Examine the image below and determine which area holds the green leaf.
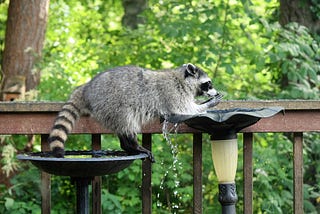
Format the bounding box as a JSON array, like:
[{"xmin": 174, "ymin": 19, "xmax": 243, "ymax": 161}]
[{"xmin": 5, "ymin": 197, "xmax": 14, "ymax": 210}]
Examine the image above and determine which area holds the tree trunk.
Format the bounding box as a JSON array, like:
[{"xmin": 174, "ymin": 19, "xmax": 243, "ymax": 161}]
[
  {"xmin": 1, "ymin": 0, "xmax": 50, "ymax": 101},
  {"xmin": 121, "ymin": 0, "xmax": 147, "ymax": 29},
  {"xmin": 279, "ymin": 0, "xmax": 320, "ymax": 34}
]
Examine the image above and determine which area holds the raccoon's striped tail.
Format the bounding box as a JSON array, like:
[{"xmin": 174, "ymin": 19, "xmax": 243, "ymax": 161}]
[{"xmin": 48, "ymin": 87, "xmax": 84, "ymax": 157}]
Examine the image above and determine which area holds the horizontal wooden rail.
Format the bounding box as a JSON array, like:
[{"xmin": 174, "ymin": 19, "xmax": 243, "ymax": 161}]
[
  {"xmin": 0, "ymin": 100, "xmax": 319, "ymax": 214},
  {"xmin": 0, "ymin": 101, "xmax": 319, "ymax": 134}
]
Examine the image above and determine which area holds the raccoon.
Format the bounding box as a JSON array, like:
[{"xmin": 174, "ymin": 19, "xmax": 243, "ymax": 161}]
[{"xmin": 48, "ymin": 63, "xmax": 222, "ymax": 162}]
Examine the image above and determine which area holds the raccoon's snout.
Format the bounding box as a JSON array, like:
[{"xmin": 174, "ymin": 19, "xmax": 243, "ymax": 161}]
[{"xmin": 206, "ymin": 88, "xmax": 218, "ymax": 97}]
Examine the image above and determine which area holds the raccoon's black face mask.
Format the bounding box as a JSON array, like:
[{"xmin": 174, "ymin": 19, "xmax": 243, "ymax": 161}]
[
  {"xmin": 200, "ymin": 80, "xmax": 213, "ymax": 94},
  {"xmin": 198, "ymin": 80, "xmax": 218, "ymax": 97},
  {"xmin": 183, "ymin": 63, "xmax": 218, "ymax": 97}
]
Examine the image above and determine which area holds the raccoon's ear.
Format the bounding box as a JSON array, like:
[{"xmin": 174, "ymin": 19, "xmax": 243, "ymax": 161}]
[{"xmin": 184, "ymin": 63, "xmax": 197, "ymax": 77}]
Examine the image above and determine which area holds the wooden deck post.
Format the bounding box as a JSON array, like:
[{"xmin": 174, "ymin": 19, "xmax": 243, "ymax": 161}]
[
  {"xmin": 293, "ymin": 132, "xmax": 303, "ymax": 214},
  {"xmin": 92, "ymin": 134, "xmax": 102, "ymax": 214},
  {"xmin": 142, "ymin": 133, "xmax": 152, "ymax": 214},
  {"xmin": 41, "ymin": 134, "xmax": 51, "ymax": 214},
  {"xmin": 193, "ymin": 133, "xmax": 203, "ymax": 214},
  {"xmin": 243, "ymin": 133, "xmax": 253, "ymax": 214}
]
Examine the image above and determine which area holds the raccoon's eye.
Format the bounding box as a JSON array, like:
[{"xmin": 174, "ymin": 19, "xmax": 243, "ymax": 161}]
[{"xmin": 200, "ymin": 81, "xmax": 212, "ymax": 91}]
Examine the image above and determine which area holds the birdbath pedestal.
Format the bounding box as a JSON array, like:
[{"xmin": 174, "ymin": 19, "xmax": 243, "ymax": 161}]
[{"xmin": 168, "ymin": 107, "xmax": 283, "ymax": 214}]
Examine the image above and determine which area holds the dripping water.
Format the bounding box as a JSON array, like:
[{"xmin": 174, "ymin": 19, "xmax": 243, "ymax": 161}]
[{"xmin": 157, "ymin": 119, "xmax": 182, "ymax": 211}]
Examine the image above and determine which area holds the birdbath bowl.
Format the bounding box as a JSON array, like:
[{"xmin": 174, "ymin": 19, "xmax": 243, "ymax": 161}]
[
  {"xmin": 168, "ymin": 107, "xmax": 284, "ymax": 138},
  {"xmin": 17, "ymin": 150, "xmax": 148, "ymax": 214},
  {"xmin": 167, "ymin": 107, "xmax": 284, "ymax": 214},
  {"xmin": 17, "ymin": 150, "xmax": 148, "ymax": 177}
]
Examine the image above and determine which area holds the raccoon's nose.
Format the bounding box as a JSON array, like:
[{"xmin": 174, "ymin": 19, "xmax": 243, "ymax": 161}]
[{"xmin": 207, "ymin": 88, "xmax": 218, "ymax": 97}]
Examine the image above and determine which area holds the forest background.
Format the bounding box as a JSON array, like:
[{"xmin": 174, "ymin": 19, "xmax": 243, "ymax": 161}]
[{"xmin": 0, "ymin": 0, "xmax": 319, "ymax": 213}]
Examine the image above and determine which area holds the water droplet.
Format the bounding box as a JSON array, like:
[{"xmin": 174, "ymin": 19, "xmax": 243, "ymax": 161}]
[{"xmin": 158, "ymin": 119, "xmax": 184, "ymax": 210}]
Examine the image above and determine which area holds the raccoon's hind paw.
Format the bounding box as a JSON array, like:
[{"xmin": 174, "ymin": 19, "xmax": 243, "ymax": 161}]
[
  {"xmin": 119, "ymin": 134, "xmax": 155, "ymax": 162},
  {"xmin": 52, "ymin": 147, "xmax": 65, "ymax": 158},
  {"xmin": 146, "ymin": 151, "xmax": 155, "ymax": 163},
  {"xmin": 135, "ymin": 146, "xmax": 155, "ymax": 163},
  {"xmin": 127, "ymin": 146, "xmax": 155, "ymax": 163}
]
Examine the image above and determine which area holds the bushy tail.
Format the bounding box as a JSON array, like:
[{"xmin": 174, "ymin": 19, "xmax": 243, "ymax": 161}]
[{"xmin": 48, "ymin": 86, "xmax": 85, "ymax": 157}]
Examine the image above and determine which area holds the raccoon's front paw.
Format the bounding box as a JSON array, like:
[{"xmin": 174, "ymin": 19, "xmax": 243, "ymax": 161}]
[
  {"xmin": 205, "ymin": 93, "xmax": 223, "ymax": 108},
  {"xmin": 52, "ymin": 147, "xmax": 65, "ymax": 158}
]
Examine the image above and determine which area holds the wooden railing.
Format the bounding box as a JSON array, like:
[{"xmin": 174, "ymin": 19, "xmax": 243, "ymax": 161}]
[{"xmin": 0, "ymin": 100, "xmax": 319, "ymax": 213}]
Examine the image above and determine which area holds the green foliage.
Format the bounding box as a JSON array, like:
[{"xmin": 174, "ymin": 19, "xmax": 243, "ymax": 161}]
[
  {"xmin": 36, "ymin": 0, "xmax": 319, "ymax": 101},
  {"xmin": 101, "ymin": 189, "xmax": 123, "ymax": 213},
  {"xmin": 259, "ymin": 21, "xmax": 320, "ymax": 99},
  {"xmin": 38, "ymin": 0, "xmax": 282, "ymax": 101},
  {"xmin": 0, "ymin": 0, "xmax": 319, "ymax": 213},
  {"xmin": 0, "ymin": 163, "xmax": 41, "ymax": 214},
  {"xmin": 252, "ymin": 133, "xmax": 294, "ymax": 213},
  {"xmin": 39, "ymin": 0, "xmax": 123, "ymax": 100},
  {"xmin": 303, "ymin": 133, "xmax": 320, "ymax": 213},
  {"xmin": 0, "ymin": 0, "xmax": 8, "ymax": 67}
]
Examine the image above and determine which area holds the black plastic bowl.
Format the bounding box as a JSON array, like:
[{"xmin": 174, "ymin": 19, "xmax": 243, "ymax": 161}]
[
  {"xmin": 167, "ymin": 107, "xmax": 284, "ymax": 139},
  {"xmin": 17, "ymin": 150, "xmax": 148, "ymax": 177}
]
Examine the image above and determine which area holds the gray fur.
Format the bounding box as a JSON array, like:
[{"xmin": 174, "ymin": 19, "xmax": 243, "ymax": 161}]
[{"xmin": 48, "ymin": 64, "xmax": 221, "ymax": 161}]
